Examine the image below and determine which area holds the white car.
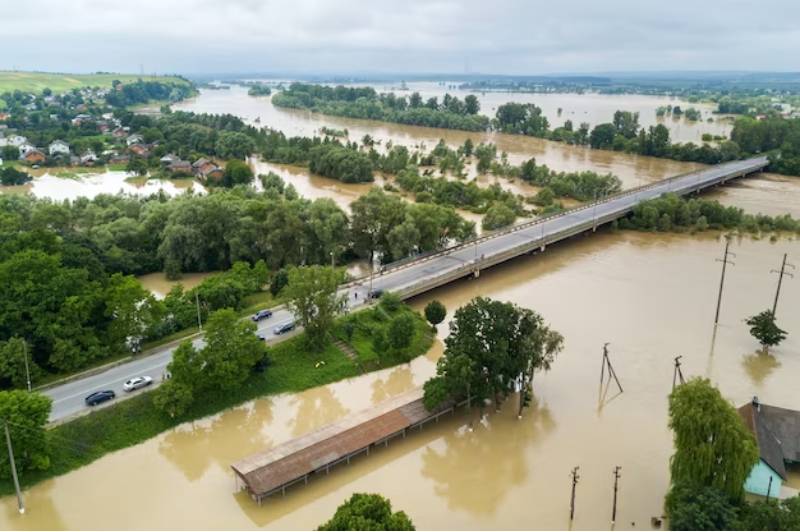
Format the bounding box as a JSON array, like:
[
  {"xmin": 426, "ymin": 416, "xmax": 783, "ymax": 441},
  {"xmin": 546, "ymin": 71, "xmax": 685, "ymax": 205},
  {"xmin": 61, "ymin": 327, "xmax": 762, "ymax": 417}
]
[{"xmin": 123, "ymin": 376, "xmax": 153, "ymax": 392}]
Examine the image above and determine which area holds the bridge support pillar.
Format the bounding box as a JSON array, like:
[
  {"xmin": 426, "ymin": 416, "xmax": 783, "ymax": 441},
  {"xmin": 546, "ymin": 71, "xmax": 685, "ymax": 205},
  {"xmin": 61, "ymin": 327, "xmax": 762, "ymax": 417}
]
[
  {"xmin": 592, "ymin": 225, "xmax": 597, "ymax": 232},
  {"xmin": 473, "ymin": 268, "xmax": 480, "ymax": 279}
]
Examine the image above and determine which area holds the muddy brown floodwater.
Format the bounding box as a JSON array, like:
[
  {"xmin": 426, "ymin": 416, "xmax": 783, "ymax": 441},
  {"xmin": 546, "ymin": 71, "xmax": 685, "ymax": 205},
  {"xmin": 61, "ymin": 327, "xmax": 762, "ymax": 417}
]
[
  {"xmin": 174, "ymin": 86, "xmax": 706, "ymax": 192},
  {"xmin": 4, "ymin": 229, "xmax": 799, "ymax": 530}
]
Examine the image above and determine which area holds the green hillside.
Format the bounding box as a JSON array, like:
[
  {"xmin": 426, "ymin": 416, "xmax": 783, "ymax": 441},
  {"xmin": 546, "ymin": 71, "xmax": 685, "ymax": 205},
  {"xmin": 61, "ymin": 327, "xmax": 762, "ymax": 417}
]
[{"xmin": 0, "ymin": 71, "xmax": 191, "ymax": 94}]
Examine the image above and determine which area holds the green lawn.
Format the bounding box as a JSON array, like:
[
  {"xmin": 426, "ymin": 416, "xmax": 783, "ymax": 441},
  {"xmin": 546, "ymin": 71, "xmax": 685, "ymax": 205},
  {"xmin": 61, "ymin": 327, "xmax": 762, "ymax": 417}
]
[
  {"xmin": 0, "ymin": 304, "xmax": 434, "ymax": 496},
  {"xmin": 0, "ymin": 71, "xmax": 191, "ymax": 94}
]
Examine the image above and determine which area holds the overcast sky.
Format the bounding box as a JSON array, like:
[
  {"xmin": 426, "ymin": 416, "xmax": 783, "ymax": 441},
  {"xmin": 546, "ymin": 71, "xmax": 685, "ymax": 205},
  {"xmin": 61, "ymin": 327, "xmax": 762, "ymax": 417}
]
[{"xmin": 4, "ymin": 0, "xmax": 799, "ymax": 76}]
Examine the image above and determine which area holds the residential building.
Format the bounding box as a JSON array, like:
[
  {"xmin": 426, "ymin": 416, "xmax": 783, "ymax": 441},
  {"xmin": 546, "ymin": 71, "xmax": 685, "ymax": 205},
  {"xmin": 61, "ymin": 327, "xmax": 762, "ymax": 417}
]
[
  {"xmin": 128, "ymin": 143, "xmax": 150, "ymax": 157},
  {"xmin": 21, "ymin": 149, "xmax": 45, "ymax": 164},
  {"xmin": 739, "ymin": 398, "xmax": 800, "ymax": 499},
  {"xmin": 126, "ymin": 133, "xmax": 143, "ymax": 145},
  {"xmin": 49, "ymin": 140, "xmax": 70, "ymax": 156}
]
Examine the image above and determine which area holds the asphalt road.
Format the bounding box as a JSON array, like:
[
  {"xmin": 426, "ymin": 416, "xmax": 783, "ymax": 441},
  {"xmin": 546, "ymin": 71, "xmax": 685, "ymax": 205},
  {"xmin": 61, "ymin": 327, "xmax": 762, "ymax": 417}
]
[{"xmin": 44, "ymin": 156, "xmax": 768, "ymax": 422}]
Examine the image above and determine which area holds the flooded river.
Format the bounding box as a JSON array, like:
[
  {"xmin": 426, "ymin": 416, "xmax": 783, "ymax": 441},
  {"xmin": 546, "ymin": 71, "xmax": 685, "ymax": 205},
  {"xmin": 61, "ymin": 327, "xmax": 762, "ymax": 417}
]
[
  {"xmin": 0, "ymin": 171, "xmax": 204, "ymax": 201},
  {"xmin": 175, "ymin": 86, "xmax": 705, "ymax": 193},
  {"xmin": 332, "ymin": 80, "xmax": 731, "ymax": 144},
  {"xmin": 4, "ymin": 230, "xmax": 799, "ymax": 530}
]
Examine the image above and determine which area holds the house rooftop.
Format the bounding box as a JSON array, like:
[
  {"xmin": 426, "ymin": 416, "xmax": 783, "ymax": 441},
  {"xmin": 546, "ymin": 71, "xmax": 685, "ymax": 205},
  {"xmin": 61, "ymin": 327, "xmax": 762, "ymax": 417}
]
[{"xmin": 739, "ymin": 398, "xmax": 800, "ymax": 480}]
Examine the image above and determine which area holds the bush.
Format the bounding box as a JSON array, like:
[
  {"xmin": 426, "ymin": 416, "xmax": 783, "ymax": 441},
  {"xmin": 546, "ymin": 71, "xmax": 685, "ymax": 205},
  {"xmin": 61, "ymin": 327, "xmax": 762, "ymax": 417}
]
[{"xmin": 424, "ymin": 300, "xmax": 446, "ymax": 326}]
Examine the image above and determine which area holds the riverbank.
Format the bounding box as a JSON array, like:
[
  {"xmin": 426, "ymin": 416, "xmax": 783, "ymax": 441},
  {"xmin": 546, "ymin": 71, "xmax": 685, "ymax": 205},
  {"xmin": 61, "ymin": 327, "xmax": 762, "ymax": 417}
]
[{"xmin": 0, "ymin": 303, "xmax": 433, "ymax": 497}]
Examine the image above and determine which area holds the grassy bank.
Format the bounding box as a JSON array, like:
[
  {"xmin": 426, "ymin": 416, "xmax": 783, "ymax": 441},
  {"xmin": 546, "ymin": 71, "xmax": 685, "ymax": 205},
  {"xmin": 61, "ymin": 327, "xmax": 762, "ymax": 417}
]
[
  {"xmin": 0, "ymin": 71, "xmax": 190, "ymax": 94},
  {"xmin": 0, "ymin": 304, "xmax": 433, "ymax": 496}
]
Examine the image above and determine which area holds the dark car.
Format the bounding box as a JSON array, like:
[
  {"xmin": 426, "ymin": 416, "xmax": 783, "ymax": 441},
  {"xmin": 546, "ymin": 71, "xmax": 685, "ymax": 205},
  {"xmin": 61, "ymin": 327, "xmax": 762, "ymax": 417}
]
[
  {"xmin": 256, "ymin": 333, "xmax": 266, "ymax": 341},
  {"xmin": 85, "ymin": 390, "xmax": 116, "ymax": 406},
  {"xmin": 251, "ymin": 309, "xmax": 273, "ymax": 322},
  {"xmin": 368, "ymin": 289, "xmax": 384, "ymax": 299},
  {"xmin": 273, "ymin": 321, "xmax": 296, "ymax": 335}
]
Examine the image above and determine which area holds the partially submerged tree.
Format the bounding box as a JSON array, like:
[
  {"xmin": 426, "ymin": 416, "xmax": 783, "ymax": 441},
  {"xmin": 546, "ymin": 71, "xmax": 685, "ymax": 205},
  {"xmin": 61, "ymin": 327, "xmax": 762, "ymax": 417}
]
[
  {"xmin": 422, "ymin": 297, "xmax": 563, "ymax": 417},
  {"xmin": 746, "ymin": 310, "xmax": 787, "ymax": 349},
  {"xmin": 318, "ymin": 493, "xmax": 415, "ymax": 531},
  {"xmin": 667, "ymin": 378, "xmax": 758, "ymax": 505},
  {"xmin": 423, "ymin": 300, "xmax": 446, "ymax": 327}
]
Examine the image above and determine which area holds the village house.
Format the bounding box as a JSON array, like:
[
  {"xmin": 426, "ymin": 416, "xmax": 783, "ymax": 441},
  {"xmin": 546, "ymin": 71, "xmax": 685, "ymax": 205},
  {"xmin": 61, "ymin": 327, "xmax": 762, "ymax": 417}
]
[
  {"xmin": 160, "ymin": 153, "xmax": 179, "ymax": 166},
  {"xmin": 739, "ymin": 398, "xmax": 800, "ymax": 499},
  {"xmin": 128, "ymin": 143, "xmax": 150, "ymax": 158},
  {"xmin": 48, "ymin": 140, "xmax": 70, "ymax": 156},
  {"xmin": 168, "ymin": 159, "xmax": 193, "ymax": 175},
  {"xmin": 71, "ymin": 113, "xmax": 93, "ymax": 126},
  {"xmin": 126, "ymin": 133, "xmax": 143, "ymax": 145},
  {"xmin": 192, "ymin": 158, "xmax": 224, "ymax": 181},
  {"xmin": 21, "ymin": 148, "xmax": 45, "ymax": 164},
  {"xmin": 80, "ymin": 150, "xmax": 98, "ymax": 166},
  {"xmin": 0, "ymin": 135, "xmax": 29, "ymax": 147}
]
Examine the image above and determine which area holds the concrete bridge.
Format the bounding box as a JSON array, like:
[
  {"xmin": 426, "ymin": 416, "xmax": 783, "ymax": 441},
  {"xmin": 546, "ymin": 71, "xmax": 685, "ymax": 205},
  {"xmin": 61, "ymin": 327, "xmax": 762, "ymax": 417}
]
[{"xmin": 353, "ymin": 156, "xmax": 769, "ymax": 300}]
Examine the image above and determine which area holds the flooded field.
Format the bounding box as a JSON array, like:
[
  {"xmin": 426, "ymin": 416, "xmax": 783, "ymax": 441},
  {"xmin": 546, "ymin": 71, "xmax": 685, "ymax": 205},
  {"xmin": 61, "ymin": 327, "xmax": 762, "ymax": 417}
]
[
  {"xmin": 136, "ymin": 271, "xmax": 217, "ymax": 299},
  {"xmin": 0, "ymin": 171, "xmax": 204, "ymax": 201},
  {"xmin": 4, "ymin": 230, "xmax": 799, "ymax": 530}
]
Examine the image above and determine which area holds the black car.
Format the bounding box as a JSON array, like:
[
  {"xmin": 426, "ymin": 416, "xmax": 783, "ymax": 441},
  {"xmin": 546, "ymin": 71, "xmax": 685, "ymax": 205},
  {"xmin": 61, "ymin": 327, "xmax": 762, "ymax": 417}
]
[
  {"xmin": 273, "ymin": 321, "xmax": 296, "ymax": 335},
  {"xmin": 368, "ymin": 289, "xmax": 384, "ymax": 299},
  {"xmin": 251, "ymin": 309, "xmax": 273, "ymax": 322},
  {"xmin": 85, "ymin": 390, "xmax": 116, "ymax": 406}
]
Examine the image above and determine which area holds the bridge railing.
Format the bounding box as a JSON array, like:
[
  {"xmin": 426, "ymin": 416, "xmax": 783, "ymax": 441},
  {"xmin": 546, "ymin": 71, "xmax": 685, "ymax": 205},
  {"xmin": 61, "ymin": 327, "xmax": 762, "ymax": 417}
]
[{"xmin": 343, "ymin": 157, "xmax": 768, "ymax": 290}]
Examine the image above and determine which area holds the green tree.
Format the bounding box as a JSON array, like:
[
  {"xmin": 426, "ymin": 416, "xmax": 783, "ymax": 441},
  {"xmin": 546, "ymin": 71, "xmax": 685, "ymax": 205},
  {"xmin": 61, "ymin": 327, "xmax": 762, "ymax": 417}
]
[
  {"xmin": 746, "ymin": 310, "xmax": 787, "ymax": 349},
  {"xmin": 152, "ymin": 379, "xmax": 194, "ymax": 419},
  {"xmin": 0, "ymin": 337, "xmax": 41, "ymax": 389},
  {"xmin": 423, "ymin": 297, "xmax": 563, "ymax": 415},
  {"xmin": 424, "ymin": 300, "xmax": 446, "ymax": 326},
  {"xmin": 0, "ymin": 390, "xmax": 52, "ymax": 477},
  {"xmin": 198, "ymin": 308, "xmax": 269, "ymax": 389},
  {"xmin": 270, "ymin": 269, "xmax": 289, "ymax": 296},
  {"xmin": 126, "ymin": 156, "xmax": 148, "ymax": 176},
  {"xmin": 667, "ymin": 378, "xmax": 758, "ymax": 502},
  {"xmin": 215, "ymin": 131, "xmax": 256, "ymax": 159},
  {"xmin": 482, "ymin": 202, "xmax": 516, "ymax": 231},
  {"xmin": 387, "ymin": 313, "xmax": 415, "ymax": 351},
  {"xmin": 589, "ymin": 123, "xmax": 617, "ymax": 149},
  {"xmin": 664, "ymin": 482, "xmax": 739, "ymax": 531},
  {"xmin": 284, "ymin": 266, "xmax": 345, "ymax": 350},
  {"xmin": 318, "ymin": 493, "xmax": 415, "ymax": 531},
  {"xmin": 464, "ymin": 95, "xmax": 480, "ymax": 115},
  {"xmin": 222, "ymin": 159, "xmax": 254, "ymax": 187}
]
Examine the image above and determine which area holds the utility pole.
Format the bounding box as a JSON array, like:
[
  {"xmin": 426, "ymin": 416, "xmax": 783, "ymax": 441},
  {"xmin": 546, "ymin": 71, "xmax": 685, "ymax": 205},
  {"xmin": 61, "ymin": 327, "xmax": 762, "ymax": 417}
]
[
  {"xmin": 766, "ymin": 475, "xmax": 773, "ymax": 503},
  {"xmin": 4, "ymin": 423, "xmax": 25, "ymax": 514},
  {"xmin": 611, "ymin": 466, "xmax": 622, "ymax": 525},
  {"xmin": 771, "ymin": 253, "xmax": 795, "ymax": 318},
  {"xmin": 195, "ymin": 292, "xmax": 202, "ymax": 331},
  {"xmin": 330, "ymin": 250, "xmax": 335, "ymax": 269},
  {"xmin": 600, "ymin": 343, "xmax": 623, "ymax": 394},
  {"xmin": 672, "ymin": 356, "xmax": 686, "ymax": 390},
  {"xmin": 569, "ymin": 466, "xmax": 580, "ymax": 521},
  {"xmin": 713, "ymin": 238, "xmax": 736, "ymax": 324},
  {"xmin": 22, "ymin": 340, "xmax": 31, "ymax": 393}
]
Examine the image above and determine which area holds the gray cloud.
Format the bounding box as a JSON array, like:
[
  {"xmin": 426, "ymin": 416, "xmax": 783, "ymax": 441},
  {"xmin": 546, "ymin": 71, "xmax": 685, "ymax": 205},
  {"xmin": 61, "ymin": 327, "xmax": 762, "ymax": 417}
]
[{"xmin": 2, "ymin": 0, "xmax": 799, "ymax": 75}]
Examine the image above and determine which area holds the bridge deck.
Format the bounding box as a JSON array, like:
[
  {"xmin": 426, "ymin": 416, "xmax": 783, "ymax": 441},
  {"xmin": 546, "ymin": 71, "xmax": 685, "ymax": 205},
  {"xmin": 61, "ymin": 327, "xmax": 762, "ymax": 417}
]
[
  {"xmin": 231, "ymin": 389, "xmax": 453, "ymax": 502},
  {"xmin": 358, "ymin": 156, "xmax": 769, "ymax": 300}
]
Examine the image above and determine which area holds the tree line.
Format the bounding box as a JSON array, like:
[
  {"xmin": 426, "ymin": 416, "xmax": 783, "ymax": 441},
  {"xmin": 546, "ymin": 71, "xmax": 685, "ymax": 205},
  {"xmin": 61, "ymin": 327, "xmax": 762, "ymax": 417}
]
[
  {"xmin": 272, "ymin": 82, "xmax": 490, "ymax": 132},
  {"xmin": 266, "ymin": 83, "xmax": 800, "ymax": 176}
]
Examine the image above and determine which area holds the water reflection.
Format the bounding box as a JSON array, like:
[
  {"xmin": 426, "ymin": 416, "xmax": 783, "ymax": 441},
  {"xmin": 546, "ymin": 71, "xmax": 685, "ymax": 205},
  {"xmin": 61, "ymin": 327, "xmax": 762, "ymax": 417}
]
[
  {"xmin": 159, "ymin": 400, "xmax": 274, "ymax": 481},
  {"xmin": 290, "ymin": 387, "xmax": 349, "ymax": 437},
  {"xmin": 420, "ymin": 395, "xmax": 555, "ymax": 516},
  {"xmin": 371, "ymin": 366, "xmax": 415, "ymax": 404},
  {"xmin": 3, "ymin": 481, "xmax": 65, "ymax": 531},
  {"xmin": 741, "ymin": 350, "xmax": 781, "ymax": 386}
]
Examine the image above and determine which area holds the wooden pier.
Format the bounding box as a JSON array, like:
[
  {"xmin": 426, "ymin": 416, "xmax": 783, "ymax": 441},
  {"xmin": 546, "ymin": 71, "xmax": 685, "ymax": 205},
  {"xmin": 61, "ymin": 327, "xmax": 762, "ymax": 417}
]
[{"xmin": 231, "ymin": 388, "xmax": 457, "ymax": 504}]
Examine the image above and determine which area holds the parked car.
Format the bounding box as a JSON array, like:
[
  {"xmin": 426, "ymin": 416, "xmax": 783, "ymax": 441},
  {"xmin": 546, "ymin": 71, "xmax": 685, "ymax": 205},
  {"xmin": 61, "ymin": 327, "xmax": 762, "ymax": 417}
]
[
  {"xmin": 251, "ymin": 309, "xmax": 273, "ymax": 322},
  {"xmin": 273, "ymin": 321, "xmax": 296, "ymax": 335},
  {"xmin": 85, "ymin": 390, "xmax": 115, "ymax": 406},
  {"xmin": 256, "ymin": 333, "xmax": 266, "ymax": 341},
  {"xmin": 123, "ymin": 376, "xmax": 153, "ymax": 392},
  {"xmin": 368, "ymin": 289, "xmax": 384, "ymax": 299}
]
